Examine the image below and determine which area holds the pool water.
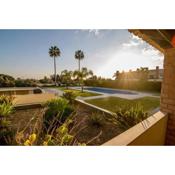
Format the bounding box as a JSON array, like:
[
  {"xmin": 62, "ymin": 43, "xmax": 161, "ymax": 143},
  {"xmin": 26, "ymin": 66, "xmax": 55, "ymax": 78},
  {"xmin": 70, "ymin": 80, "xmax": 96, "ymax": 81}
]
[{"xmin": 84, "ymin": 87, "xmax": 137, "ymax": 95}]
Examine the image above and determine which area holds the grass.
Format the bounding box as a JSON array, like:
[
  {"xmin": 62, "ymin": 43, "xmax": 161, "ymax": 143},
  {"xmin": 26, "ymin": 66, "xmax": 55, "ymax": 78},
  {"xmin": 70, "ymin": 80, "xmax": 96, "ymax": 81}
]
[
  {"xmin": 55, "ymin": 87, "xmax": 101, "ymax": 97},
  {"xmin": 85, "ymin": 96, "xmax": 160, "ymax": 113}
]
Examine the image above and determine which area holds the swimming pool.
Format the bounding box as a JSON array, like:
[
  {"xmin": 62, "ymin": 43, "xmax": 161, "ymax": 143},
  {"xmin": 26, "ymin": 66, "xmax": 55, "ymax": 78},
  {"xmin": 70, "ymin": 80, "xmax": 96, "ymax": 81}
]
[{"xmin": 84, "ymin": 87, "xmax": 138, "ymax": 95}]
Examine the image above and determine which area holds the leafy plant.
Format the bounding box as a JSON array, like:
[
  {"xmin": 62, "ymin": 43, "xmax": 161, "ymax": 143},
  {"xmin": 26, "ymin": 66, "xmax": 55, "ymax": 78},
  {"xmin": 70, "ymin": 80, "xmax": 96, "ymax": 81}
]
[
  {"xmin": 89, "ymin": 112, "xmax": 105, "ymax": 127},
  {"xmin": 43, "ymin": 98, "xmax": 74, "ymax": 130},
  {"xmin": 111, "ymin": 104, "xmax": 148, "ymax": 130},
  {"xmin": 0, "ymin": 95, "xmax": 14, "ymax": 105},
  {"xmin": 0, "ymin": 103, "xmax": 14, "ymax": 117},
  {"xmin": 0, "ymin": 96, "xmax": 14, "ymax": 145},
  {"xmin": 62, "ymin": 91, "xmax": 76, "ymax": 104},
  {"xmin": 24, "ymin": 133, "xmax": 37, "ymax": 146}
]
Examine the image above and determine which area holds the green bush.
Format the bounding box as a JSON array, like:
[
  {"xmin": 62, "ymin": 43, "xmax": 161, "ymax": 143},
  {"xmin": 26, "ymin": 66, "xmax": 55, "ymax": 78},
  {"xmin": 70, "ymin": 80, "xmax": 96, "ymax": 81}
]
[
  {"xmin": 89, "ymin": 112, "xmax": 104, "ymax": 127},
  {"xmin": 0, "ymin": 103, "xmax": 14, "ymax": 117},
  {"xmin": 62, "ymin": 91, "xmax": 76, "ymax": 104},
  {"xmin": 15, "ymin": 78, "xmax": 37, "ymax": 87},
  {"xmin": 0, "ymin": 74, "xmax": 15, "ymax": 87},
  {"xmin": 0, "ymin": 96, "xmax": 14, "ymax": 145},
  {"xmin": 112, "ymin": 104, "xmax": 148, "ymax": 130},
  {"xmin": 44, "ymin": 98, "xmax": 74, "ymax": 131}
]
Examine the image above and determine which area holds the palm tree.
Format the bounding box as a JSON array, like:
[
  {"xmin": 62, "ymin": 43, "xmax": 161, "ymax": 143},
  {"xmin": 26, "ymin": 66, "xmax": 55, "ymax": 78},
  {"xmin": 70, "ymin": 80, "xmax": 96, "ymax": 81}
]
[
  {"xmin": 73, "ymin": 67, "xmax": 93, "ymax": 92},
  {"xmin": 74, "ymin": 50, "xmax": 84, "ymax": 86},
  {"xmin": 75, "ymin": 50, "xmax": 84, "ymax": 72},
  {"xmin": 61, "ymin": 70, "xmax": 73, "ymax": 89},
  {"xmin": 49, "ymin": 46, "xmax": 61, "ymax": 86},
  {"xmin": 113, "ymin": 71, "xmax": 120, "ymax": 80}
]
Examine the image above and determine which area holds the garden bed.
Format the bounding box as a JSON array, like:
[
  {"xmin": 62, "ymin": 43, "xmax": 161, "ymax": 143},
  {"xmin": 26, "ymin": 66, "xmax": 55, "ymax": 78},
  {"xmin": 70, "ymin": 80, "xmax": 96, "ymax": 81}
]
[
  {"xmin": 9, "ymin": 104, "xmax": 122, "ymax": 145},
  {"xmin": 1, "ymin": 94, "xmax": 153, "ymax": 146}
]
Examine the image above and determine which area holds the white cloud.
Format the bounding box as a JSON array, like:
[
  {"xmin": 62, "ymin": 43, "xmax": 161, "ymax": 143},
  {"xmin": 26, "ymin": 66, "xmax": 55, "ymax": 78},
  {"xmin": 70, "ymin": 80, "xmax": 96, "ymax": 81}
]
[
  {"xmin": 142, "ymin": 47, "xmax": 161, "ymax": 56},
  {"xmin": 122, "ymin": 40, "xmax": 140, "ymax": 47},
  {"xmin": 122, "ymin": 33, "xmax": 163, "ymax": 57},
  {"xmin": 122, "ymin": 34, "xmax": 144, "ymax": 48},
  {"xmin": 74, "ymin": 29, "xmax": 101, "ymax": 37},
  {"xmin": 88, "ymin": 29, "xmax": 100, "ymax": 36}
]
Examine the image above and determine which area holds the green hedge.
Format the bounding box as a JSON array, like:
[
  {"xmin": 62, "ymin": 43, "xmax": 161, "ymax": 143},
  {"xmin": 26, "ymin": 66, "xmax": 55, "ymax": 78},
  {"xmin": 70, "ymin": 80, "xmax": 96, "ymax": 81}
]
[{"xmin": 84, "ymin": 79, "xmax": 161, "ymax": 92}]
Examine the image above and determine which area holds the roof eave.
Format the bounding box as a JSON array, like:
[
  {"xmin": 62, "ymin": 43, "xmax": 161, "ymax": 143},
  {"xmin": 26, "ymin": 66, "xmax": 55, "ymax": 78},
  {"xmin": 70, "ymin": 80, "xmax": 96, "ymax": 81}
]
[{"xmin": 128, "ymin": 29, "xmax": 165, "ymax": 54}]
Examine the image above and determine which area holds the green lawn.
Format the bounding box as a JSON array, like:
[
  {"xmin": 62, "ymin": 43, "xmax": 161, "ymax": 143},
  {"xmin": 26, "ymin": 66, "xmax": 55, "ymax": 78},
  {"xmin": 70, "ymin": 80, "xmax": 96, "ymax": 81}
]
[
  {"xmin": 85, "ymin": 96, "xmax": 160, "ymax": 113},
  {"xmin": 54, "ymin": 87, "xmax": 101, "ymax": 97}
]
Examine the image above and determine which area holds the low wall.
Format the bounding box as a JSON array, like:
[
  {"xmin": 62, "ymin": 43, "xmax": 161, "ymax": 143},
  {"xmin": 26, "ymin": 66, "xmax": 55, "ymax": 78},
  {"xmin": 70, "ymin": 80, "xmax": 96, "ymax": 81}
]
[
  {"xmin": 75, "ymin": 99, "xmax": 115, "ymax": 118},
  {"xmin": 103, "ymin": 111, "xmax": 168, "ymax": 146},
  {"xmin": 0, "ymin": 87, "xmax": 43, "ymax": 95}
]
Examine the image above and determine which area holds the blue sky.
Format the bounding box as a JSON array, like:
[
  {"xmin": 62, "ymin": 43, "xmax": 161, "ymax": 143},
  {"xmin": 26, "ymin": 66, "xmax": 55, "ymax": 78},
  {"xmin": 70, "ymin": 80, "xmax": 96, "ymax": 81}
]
[{"xmin": 0, "ymin": 29, "xmax": 163, "ymax": 79}]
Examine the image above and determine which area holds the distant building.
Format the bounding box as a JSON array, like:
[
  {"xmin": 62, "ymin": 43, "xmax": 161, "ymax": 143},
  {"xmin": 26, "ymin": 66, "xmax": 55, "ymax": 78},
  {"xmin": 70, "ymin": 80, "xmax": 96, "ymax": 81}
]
[
  {"xmin": 115, "ymin": 66, "xmax": 163, "ymax": 81},
  {"xmin": 147, "ymin": 66, "xmax": 163, "ymax": 80}
]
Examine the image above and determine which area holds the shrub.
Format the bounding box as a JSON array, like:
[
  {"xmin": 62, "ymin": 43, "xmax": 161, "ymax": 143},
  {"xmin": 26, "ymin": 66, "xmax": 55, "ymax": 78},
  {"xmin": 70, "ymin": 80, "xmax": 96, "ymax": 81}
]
[
  {"xmin": 33, "ymin": 88, "xmax": 42, "ymax": 94},
  {"xmin": 89, "ymin": 112, "xmax": 105, "ymax": 127},
  {"xmin": 112, "ymin": 104, "xmax": 148, "ymax": 130},
  {"xmin": 15, "ymin": 78, "xmax": 37, "ymax": 87},
  {"xmin": 0, "ymin": 103, "xmax": 14, "ymax": 117},
  {"xmin": 0, "ymin": 97, "xmax": 14, "ymax": 145},
  {"xmin": 62, "ymin": 91, "xmax": 76, "ymax": 104},
  {"xmin": 0, "ymin": 74, "xmax": 15, "ymax": 87},
  {"xmin": 0, "ymin": 95, "xmax": 14, "ymax": 105},
  {"xmin": 43, "ymin": 98, "xmax": 74, "ymax": 131}
]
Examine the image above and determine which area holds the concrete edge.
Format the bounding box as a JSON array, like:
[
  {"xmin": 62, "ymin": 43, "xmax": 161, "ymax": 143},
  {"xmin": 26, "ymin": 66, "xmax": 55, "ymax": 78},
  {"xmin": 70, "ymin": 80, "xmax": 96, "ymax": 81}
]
[
  {"xmin": 75, "ymin": 99, "xmax": 116, "ymax": 117},
  {"xmin": 103, "ymin": 111, "xmax": 168, "ymax": 146}
]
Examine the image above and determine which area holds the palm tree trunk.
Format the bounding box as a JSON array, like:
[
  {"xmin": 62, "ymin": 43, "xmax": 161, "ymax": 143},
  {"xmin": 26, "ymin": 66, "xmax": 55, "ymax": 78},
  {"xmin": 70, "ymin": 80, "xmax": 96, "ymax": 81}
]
[
  {"xmin": 78, "ymin": 59, "xmax": 80, "ymax": 72},
  {"xmin": 54, "ymin": 56, "xmax": 57, "ymax": 86},
  {"xmin": 78, "ymin": 59, "xmax": 80, "ymax": 86},
  {"xmin": 81, "ymin": 84, "xmax": 84, "ymax": 93}
]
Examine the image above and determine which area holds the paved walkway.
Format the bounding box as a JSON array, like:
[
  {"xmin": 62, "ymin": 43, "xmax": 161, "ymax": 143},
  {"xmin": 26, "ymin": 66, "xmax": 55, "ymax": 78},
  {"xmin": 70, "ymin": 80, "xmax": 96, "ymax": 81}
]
[
  {"xmin": 43, "ymin": 88, "xmax": 64, "ymax": 96},
  {"xmin": 13, "ymin": 93, "xmax": 56, "ymax": 106}
]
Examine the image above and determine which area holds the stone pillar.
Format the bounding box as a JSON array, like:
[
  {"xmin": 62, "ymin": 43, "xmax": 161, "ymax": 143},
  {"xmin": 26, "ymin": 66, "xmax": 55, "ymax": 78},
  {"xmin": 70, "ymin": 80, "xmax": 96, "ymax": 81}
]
[{"xmin": 161, "ymin": 48, "xmax": 175, "ymax": 145}]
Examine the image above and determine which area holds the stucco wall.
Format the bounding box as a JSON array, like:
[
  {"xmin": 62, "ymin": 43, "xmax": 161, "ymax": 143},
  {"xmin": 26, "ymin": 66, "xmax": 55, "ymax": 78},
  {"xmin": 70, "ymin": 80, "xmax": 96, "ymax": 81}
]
[{"xmin": 103, "ymin": 111, "xmax": 168, "ymax": 146}]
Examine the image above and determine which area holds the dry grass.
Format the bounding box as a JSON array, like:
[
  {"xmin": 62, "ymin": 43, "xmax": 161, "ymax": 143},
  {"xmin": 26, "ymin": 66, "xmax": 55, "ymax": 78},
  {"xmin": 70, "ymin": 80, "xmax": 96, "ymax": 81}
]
[{"xmin": 9, "ymin": 105, "xmax": 122, "ymax": 145}]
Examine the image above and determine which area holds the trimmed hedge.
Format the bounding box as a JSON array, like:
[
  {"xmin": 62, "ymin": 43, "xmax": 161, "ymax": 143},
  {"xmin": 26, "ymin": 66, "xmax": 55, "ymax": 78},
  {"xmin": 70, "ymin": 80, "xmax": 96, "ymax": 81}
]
[{"xmin": 84, "ymin": 79, "xmax": 161, "ymax": 92}]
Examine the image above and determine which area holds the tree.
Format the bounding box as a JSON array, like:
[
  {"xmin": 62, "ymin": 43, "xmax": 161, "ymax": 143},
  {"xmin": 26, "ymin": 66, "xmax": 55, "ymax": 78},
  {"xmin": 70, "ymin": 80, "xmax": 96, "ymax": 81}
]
[
  {"xmin": 74, "ymin": 50, "xmax": 84, "ymax": 72},
  {"xmin": 49, "ymin": 46, "xmax": 61, "ymax": 86},
  {"xmin": 73, "ymin": 67, "xmax": 93, "ymax": 92},
  {"xmin": 50, "ymin": 74, "xmax": 62, "ymax": 85},
  {"xmin": 113, "ymin": 71, "xmax": 120, "ymax": 80},
  {"xmin": 39, "ymin": 76, "xmax": 53, "ymax": 84},
  {"xmin": 61, "ymin": 70, "xmax": 73, "ymax": 89},
  {"xmin": 0, "ymin": 74, "xmax": 15, "ymax": 87}
]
